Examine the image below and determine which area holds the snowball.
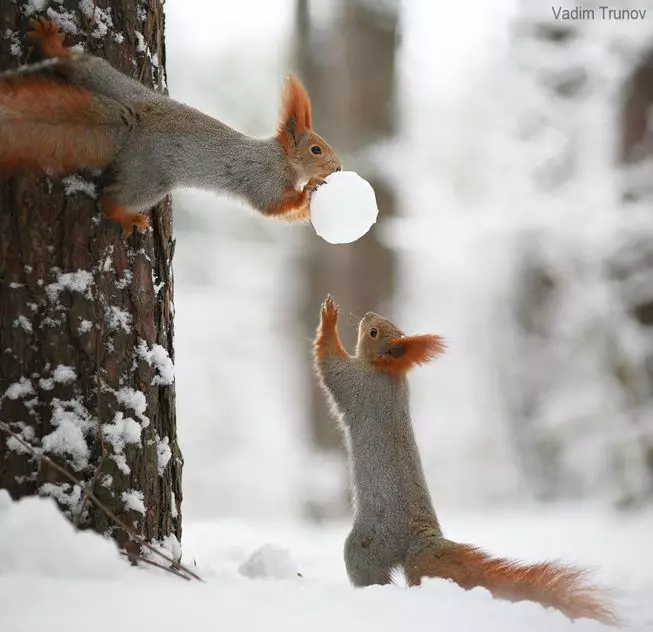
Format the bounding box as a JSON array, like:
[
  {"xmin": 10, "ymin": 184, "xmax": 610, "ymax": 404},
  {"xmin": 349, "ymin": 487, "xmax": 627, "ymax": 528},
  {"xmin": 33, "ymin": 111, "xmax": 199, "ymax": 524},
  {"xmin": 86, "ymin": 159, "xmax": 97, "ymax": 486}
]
[
  {"xmin": 238, "ymin": 544, "xmax": 299, "ymax": 580},
  {"xmin": 310, "ymin": 171, "xmax": 379, "ymax": 244}
]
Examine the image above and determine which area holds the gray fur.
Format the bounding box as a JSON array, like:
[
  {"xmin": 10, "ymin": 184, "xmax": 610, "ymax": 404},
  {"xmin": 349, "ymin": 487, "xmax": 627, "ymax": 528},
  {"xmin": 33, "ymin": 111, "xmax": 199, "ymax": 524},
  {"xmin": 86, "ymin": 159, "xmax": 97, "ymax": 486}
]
[
  {"xmin": 2, "ymin": 54, "xmax": 324, "ymax": 214},
  {"xmin": 53, "ymin": 55, "xmax": 296, "ymax": 212},
  {"xmin": 59, "ymin": 54, "xmax": 163, "ymax": 103},
  {"xmin": 103, "ymin": 100, "xmax": 295, "ymax": 212},
  {"xmin": 317, "ymin": 354, "xmax": 442, "ymax": 587}
]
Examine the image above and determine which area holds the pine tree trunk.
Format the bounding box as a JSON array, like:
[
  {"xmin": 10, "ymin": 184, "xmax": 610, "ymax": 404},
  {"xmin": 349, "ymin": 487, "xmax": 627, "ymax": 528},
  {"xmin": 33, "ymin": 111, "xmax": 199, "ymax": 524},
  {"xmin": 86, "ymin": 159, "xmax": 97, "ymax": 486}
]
[{"xmin": 0, "ymin": 0, "xmax": 182, "ymax": 553}]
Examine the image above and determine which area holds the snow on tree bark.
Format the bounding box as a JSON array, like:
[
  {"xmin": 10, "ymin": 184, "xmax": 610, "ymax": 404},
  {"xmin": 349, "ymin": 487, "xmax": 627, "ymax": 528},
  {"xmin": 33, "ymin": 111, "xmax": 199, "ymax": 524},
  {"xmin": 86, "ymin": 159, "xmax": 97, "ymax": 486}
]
[{"xmin": 0, "ymin": 0, "xmax": 182, "ymax": 553}]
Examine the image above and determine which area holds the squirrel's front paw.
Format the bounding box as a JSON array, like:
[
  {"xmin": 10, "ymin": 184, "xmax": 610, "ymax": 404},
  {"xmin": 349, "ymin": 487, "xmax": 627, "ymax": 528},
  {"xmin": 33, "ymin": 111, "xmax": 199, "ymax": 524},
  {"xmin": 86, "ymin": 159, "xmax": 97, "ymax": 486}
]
[
  {"xmin": 321, "ymin": 293, "xmax": 339, "ymax": 327},
  {"xmin": 306, "ymin": 176, "xmax": 327, "ymax": 193}
]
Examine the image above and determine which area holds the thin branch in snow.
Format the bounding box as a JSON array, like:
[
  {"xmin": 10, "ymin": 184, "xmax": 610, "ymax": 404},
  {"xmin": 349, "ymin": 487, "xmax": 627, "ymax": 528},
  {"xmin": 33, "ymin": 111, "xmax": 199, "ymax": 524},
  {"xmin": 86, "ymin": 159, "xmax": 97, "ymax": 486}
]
[{"xmin": 0, "ymin": 421, "xmax": 202, "ymax": 583}]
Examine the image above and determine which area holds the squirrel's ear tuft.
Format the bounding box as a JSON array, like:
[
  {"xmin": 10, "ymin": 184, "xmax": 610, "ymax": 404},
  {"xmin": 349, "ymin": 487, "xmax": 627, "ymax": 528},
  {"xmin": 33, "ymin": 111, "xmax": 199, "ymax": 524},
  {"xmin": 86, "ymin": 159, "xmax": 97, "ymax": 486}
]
[
  {"xmin": 276, "ymin": 75, "xmax": 313, "ymax": 150},
  {"xmin": 372, "ymin": 334, "xmax": 445, "ymax": 375}
]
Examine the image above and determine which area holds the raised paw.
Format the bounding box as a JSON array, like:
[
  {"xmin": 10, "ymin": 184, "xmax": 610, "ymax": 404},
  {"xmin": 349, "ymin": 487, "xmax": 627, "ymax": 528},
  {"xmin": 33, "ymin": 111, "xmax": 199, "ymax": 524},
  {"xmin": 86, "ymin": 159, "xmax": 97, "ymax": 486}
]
[
  {"xmin": 28, "ymin": 18, "xmax": 69, "ymax": 58},
  {"xmin": 320, "ymin": 293, "xmax": 339, "ymax": 326}
]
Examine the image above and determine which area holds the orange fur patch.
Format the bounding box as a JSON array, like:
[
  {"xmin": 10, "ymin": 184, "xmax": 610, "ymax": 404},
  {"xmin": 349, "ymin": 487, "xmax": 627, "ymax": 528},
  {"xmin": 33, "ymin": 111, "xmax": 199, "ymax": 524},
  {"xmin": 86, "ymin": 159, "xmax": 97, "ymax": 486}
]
[
  {"xmin": 275, "ymin": 75, "xmax": 313, "ymax": 152},
  {"xmin": 100, "ymin": 196, "xmax": 149, "ymax": 237},
  {"xmin": 263, "ymin": 184, "xmax": 311, "ymax": 219},
  {"xmin": 372, "ymin": 334, "xmax": 445, "ymax": 375},
  {"xmin": 0, "ymin": 77, "xmax": 118, "ymax": 175},
  {"xmin": 314, "ymin": 295, "xmax": 349, "ymax": 363},
  {"xmin": 28, "ymin": 18, "xmax": 71, "ymax": 59},
  {"xmin": 406, "ymin": 542, "xmax": 619, "ymax": 626}
]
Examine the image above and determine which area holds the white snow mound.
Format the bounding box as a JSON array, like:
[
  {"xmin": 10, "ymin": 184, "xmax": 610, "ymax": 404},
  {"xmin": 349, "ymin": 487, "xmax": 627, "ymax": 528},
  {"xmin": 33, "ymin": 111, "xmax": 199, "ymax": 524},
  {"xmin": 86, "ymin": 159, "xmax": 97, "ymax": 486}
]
[
  {"xmin": 310, "ymin": 171, "xmax": 379, "ymax": 244},
  {"xmin": 238, "ymin": 543, "xmax": 299, "ymax": 580},
  {"xmin": 0, "ymin": 491, "xmax": 127, "ymax": 578}
]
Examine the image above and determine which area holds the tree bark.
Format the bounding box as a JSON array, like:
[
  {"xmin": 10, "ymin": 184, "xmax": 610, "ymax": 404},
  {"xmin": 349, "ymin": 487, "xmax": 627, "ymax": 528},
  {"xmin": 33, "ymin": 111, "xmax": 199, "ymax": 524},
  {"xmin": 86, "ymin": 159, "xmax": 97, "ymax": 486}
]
[{"xmin": 0, "ymin": 0, "xmax": 181, "ymax": 553}]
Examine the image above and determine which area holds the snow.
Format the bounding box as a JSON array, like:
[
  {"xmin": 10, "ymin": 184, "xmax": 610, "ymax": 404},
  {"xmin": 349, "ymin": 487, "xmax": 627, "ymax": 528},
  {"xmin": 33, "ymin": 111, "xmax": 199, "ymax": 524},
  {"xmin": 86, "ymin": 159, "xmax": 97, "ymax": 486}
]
[
  {"xmin": 2, "ymin": 1, "xmax": 653, "ymax": 631},
  {"xmin": 106, "ymin": 305, "xmax": 133, "ymax": 333},
  {"xmin": 62, "ymin": 175, "xmax": 97, "ymax": 198},
  {"xmin": 13, "ymin": 315, "xmax": 33, "ymax": 332},
  {"xmin": 156, "ymin": 434, "xmax": 172, "ymax": 474},
  {"xmin": 238, "ymin": 543, "xmax": 299, "ymax": 580},
  {"xmin": 78, "ymin": 0, "xmax": 114, "ymax": 39},
  {"xmin": 4, "ymin": 377, "xmax": 35, "ymax": 400},
  {"xmin": 137, "ymin": 340, "xmax": 175, "ymax": 386},
  {"xmin": 39, "ymin": 482, "xmax": 82, "ymax": 512},
  {"xmin": 134, "ymin": 30, "xmax": 146, "ymax": 53},
  {"xmin": 310, "ymin": 171, "xmax": 379, "ymax": 244},
  {"xmin": 42, "ymin": 399, "xmax": 94, "ymax": 471},
  {"xmin": 53, "ymin": 364, "xmax": 76, "ymax": 384},
  {"xmin": 45, "ymin": 6, "xmax": 79, "ymax": 35},
  {"xmin": 0, "ymin": 493, "xmax": 127, "ymax": 578},
  {"xmin": 115, "ymin": 270, "xmax": 132, "ymax": 289},
  {"xmin": 115, "ymin": 387, "xmax": 149, "ymax": 426},
  {"xmin": 121, "ymin": 489, "xmax": 146, "ymax": 515},
  {"xmin": 39, "ymin": 377, "xmax": 54, "ymax": 391},
  {"xmin": 24, "ymin": 0, "xmax": 49, "ymax": 15},
  {"xmin": 102, "ymin": 412, "xmax": 142, "ymax": 474},
  {"xmin": 46, "ymin": 270, "xmax": 94, "ymax": 302},
  {"xmin": 78, "ymin": 319, "xmax": 93, "ymax": 334},
  {"xmin": 4, "ymin": 29, "xmax": 22, "ymax": 56},
  {"xmin": 0, "ymin": 493, "xmax": 652, "ymax": 631}
]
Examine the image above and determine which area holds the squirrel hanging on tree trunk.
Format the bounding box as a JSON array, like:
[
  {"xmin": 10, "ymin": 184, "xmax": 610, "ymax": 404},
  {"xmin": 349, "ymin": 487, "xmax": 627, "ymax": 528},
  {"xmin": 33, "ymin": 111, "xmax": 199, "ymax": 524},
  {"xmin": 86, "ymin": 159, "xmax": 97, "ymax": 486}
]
[
  {"xmin": 313, "ymin": 294, "xmax": 619, "ymax": 626},
  {"xmin": 0, "ymin": 19, "xmax": 341, "ymax": 236}
]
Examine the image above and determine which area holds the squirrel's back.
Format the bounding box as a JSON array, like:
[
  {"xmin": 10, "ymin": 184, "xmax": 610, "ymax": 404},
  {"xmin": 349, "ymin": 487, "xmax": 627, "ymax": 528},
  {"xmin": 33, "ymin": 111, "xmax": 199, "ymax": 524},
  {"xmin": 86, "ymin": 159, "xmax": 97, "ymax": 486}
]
[{"xmin": 0, "ymin": 76, "xmax": 130, "ymax": 175}]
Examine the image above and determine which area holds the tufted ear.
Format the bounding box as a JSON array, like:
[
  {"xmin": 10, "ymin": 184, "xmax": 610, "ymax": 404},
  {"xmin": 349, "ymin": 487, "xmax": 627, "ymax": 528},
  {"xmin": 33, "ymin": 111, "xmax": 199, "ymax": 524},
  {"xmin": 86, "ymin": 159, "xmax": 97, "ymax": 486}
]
[
  {"xmin": 276, "ymin": 75, "xmax": 313, "ymax": 151},
  {"xmin": 372, "ymin": 335, "xmax": 445, "ymax": 375}
]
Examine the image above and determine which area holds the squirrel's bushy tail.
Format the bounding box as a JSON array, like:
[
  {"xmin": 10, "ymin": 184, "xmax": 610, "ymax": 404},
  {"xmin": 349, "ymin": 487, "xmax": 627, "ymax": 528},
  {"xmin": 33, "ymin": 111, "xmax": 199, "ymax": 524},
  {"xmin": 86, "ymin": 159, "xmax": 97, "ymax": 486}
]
[
  {"xmin": 407, "ymin": 541, "xmax": 619, "ymax": 626},
  {"xmin": 0, "ymin": 76, "xmax": 126, "ymax": 175}
]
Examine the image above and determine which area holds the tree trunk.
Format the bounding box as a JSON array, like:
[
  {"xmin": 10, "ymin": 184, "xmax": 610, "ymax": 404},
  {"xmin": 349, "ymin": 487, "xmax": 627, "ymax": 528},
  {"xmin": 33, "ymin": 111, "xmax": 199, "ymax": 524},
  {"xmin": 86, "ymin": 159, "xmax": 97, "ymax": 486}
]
[
  {"xmin": 615, "ymin": 46, "xmax": 653, "ymax": 497},
  {"xmin": 294, "ymin": 0, "xmax": 398, "ymax": 520},
  {"xmin": 0, "ymin": 0, "xmax": 181, "ymax": 553}
]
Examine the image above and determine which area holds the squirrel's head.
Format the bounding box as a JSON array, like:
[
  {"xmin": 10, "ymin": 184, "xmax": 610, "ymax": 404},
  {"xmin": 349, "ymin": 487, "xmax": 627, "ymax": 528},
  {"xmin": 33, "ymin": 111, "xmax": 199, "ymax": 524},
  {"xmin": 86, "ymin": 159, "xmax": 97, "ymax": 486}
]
[
  {"xmin": 356, "ymin": 312, "xmax": 445, "ymax": 375},
  {"xmin": 276, "ymin": 75, "xmax": 342, "ymax": 180}
]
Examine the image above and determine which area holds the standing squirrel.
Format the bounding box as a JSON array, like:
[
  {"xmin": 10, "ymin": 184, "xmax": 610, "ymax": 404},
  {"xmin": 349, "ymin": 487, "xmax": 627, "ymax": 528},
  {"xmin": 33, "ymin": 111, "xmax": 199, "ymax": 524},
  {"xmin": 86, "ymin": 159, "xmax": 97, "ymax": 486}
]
[
  {"xmin": 313, "ymin": 294, "xmax": 618, "ymax": 626},
  {"xmin": 0, "ymin": 19, "xmax": 341, "ymax": 236}
]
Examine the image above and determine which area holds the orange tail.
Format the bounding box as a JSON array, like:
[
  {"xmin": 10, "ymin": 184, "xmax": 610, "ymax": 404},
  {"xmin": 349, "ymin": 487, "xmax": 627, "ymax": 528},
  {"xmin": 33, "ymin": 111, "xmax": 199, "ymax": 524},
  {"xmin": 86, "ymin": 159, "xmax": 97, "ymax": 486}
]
[
  {"xmin": 406, "ymin": 541, "xmax": 619, "ymax": 626},
  {"xmin": 0, "ymin": 76, "xmax": 124, "ymax": 176}
]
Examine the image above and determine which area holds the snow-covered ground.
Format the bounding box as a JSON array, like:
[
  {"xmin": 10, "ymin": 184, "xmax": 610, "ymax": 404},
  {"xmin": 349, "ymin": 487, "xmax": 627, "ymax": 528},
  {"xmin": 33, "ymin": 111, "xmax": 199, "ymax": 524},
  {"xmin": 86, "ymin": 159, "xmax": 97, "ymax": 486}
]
[{"xmin": 1, "ymin": 493, "xmax": 652, "ymax": 632}]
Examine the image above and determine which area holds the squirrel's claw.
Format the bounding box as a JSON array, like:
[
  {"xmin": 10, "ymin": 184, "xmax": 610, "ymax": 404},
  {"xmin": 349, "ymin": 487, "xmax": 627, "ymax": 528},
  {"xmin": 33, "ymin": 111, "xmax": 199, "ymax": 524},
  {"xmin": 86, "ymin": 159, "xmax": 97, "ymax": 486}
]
[
  {"xmin": 28, "ymin": 17, "xmax": 69, "ymax": 58},
  {"xmin": 321, "ymin": 293, "xmax": 340, "ymax": 323},
  {"xmin": 307, "ymin": 176, "xmax": 327, "ymax": 193}
]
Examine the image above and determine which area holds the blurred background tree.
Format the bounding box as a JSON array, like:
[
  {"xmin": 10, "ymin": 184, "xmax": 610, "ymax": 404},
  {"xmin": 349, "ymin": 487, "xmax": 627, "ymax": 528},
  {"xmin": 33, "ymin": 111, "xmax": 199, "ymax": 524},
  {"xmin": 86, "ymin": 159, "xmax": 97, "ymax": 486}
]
[
  {"xmin": 294, "ymin": 0, "xmax": 399, "ymax": 520},
  {"xmin": 167, "ymin": 0, "xmax": 653, "ymax": 522}
]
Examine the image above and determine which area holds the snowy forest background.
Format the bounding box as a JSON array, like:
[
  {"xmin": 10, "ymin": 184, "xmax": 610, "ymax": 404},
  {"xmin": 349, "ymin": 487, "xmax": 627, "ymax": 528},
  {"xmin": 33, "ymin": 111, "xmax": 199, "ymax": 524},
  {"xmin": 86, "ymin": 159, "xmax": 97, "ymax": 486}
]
[{"xmin": 168, "ymin": 0, "xmax": 653, "ymax": 523}]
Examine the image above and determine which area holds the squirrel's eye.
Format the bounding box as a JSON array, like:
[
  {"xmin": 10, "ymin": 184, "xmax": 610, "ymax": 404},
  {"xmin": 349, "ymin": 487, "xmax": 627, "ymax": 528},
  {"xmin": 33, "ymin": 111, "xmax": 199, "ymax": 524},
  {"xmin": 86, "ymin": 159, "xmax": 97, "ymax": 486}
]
[
  {"xmin": 369, "ymin": 328, "xmax": 378, "ymax": 339},
  {"xmin": 311, "ymin": 145, "xmax": 322, "ymax": 155}
]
